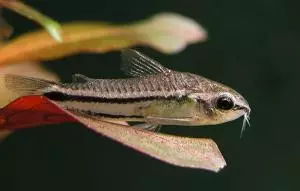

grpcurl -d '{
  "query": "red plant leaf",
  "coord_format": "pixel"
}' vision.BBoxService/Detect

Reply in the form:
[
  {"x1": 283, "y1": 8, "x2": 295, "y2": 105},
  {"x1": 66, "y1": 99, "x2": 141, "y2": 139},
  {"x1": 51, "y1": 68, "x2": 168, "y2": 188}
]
[
  {"x1": 0, "y1": 95, "x2": 226, "y2": 172},
  {"x1": 0, "y1": 95, "x2": 75, "y2": 129}
]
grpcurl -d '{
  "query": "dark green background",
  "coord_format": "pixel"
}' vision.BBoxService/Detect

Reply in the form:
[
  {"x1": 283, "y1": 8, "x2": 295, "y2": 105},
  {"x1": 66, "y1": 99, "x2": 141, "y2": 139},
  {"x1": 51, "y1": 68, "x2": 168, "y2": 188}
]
[{"x1": 1, "y1": 0, "x2": 299, "y2": 190}]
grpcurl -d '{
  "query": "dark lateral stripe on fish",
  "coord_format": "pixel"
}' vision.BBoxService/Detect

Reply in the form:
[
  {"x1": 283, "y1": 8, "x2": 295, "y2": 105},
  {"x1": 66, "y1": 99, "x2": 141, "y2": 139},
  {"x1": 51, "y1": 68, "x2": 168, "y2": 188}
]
[
  {"x1": 71, "y1": 109, "x2": 144, "y2": 119},
  {"x1": 43, "y1": 91, "x2": 186, "y2": 104}
]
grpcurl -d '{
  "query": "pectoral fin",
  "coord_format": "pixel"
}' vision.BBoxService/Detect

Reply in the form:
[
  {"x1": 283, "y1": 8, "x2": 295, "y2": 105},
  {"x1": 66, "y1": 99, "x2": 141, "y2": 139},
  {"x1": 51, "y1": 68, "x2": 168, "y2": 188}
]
[
  {"x1": 133, "y1": 123, "x2": 161, "y2": 131},
  {"x1": 145, "y1": 116, "x2": 192, "y2": 125}
]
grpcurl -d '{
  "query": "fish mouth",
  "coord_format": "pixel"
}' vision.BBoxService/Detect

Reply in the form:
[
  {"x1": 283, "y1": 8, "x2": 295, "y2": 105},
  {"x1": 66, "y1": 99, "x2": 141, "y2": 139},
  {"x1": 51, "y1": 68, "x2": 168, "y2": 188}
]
[
  {"x1": 233, "y1": 104, "x2": 251, "y2": 137},
  {"x1": 234, "y1": 104, "x2": 251, "y2": 115}
]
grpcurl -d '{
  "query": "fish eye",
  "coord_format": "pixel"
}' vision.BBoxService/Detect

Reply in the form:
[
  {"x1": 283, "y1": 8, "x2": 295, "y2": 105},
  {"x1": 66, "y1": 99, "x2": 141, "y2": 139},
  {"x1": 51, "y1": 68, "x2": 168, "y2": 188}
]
[{"x1": 216, "y1": 96, "x2": 234, "y2": 110}]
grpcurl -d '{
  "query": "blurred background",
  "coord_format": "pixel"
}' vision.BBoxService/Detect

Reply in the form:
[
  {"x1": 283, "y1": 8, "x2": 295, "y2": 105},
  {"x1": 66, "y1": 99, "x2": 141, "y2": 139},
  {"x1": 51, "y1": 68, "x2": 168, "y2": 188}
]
[{"x1": 0, "y1": 0, "x2": 299, "y2": 191}]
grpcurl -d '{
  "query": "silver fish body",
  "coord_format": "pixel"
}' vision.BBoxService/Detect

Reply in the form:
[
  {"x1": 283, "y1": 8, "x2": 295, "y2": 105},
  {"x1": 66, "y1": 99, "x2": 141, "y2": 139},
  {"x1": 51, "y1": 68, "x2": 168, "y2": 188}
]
[{"x1": 3, "y1": 49, "x2": 251, "y2": 128}]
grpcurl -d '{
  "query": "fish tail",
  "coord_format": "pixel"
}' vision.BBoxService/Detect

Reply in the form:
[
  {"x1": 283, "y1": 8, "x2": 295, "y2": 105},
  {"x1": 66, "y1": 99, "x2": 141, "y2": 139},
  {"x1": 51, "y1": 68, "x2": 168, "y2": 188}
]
[{"x1": 3, "y1": 74, "x2": 58, "y2": 96}]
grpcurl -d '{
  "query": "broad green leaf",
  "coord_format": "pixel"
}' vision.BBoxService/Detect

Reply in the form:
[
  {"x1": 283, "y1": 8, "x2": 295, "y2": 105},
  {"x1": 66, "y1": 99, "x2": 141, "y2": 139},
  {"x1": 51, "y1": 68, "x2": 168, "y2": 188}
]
[{"x1": 0, "y1": 12, "x2": 207, "y2": 66}]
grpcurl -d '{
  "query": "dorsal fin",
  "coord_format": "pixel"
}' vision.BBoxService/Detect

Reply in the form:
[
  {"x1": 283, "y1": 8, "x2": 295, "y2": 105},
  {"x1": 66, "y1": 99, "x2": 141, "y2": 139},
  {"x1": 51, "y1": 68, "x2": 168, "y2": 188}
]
[
  {"x1": 120, "y1": 49, "x2": 171, "y2": 77},
  {"x1": 72, "y1": 74, "x2": 91, "y2": 83}
]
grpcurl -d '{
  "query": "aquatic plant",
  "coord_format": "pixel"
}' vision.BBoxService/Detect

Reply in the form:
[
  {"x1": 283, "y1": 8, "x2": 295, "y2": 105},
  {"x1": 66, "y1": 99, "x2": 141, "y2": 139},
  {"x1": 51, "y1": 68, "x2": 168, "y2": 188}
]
[{"x1": 0, "y1": 0, "x2": 225, "y2": 172}]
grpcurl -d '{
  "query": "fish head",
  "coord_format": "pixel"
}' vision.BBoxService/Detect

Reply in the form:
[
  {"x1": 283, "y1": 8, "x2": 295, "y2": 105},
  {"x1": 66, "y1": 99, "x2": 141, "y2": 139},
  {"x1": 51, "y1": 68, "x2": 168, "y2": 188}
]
[{"x1": 187, "y1": 74, "x2": 251, "y2": 127}]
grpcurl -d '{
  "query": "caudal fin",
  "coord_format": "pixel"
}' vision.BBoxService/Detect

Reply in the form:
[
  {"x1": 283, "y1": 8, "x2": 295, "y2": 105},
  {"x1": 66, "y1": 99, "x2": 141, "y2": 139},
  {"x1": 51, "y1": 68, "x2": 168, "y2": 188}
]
[{"x1": 3, "y1": 74, "x2": 58, "y2": 96}]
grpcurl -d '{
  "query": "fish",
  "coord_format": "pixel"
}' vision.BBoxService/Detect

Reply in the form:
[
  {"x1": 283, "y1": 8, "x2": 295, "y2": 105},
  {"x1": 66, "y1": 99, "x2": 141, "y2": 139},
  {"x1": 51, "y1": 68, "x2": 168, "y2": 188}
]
[{"x1": 2, "y1": 49, "x2": 251, "y2": 134}]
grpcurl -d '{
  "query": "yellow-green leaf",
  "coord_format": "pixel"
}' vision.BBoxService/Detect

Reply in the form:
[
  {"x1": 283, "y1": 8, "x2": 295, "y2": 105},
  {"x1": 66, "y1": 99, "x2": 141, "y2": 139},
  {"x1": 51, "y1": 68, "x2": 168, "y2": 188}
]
[
  {"x1": 0, "y1": 12, "x2": 207, "y2": 66},
  {"x1": 0, "y1": 0, "x2": 62, "y2": 41}
]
